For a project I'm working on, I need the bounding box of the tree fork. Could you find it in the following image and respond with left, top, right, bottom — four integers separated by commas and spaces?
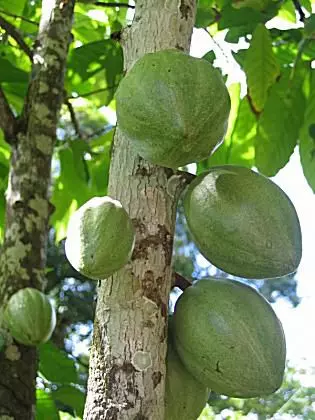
0, 1, 75, 418
84, 1, 197, 419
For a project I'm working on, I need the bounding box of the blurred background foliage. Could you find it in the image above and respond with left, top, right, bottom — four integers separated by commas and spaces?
1, 0, 315, 418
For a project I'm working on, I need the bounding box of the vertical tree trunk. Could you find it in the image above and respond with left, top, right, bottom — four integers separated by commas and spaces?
84, 1, 196, 419
0, 1, 74, 418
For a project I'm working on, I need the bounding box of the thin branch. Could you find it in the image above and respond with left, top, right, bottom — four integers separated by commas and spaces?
292, 0, 305, 22
0, 16, 33, 59
173, 272, 192, 291
0, 9, 39, 26
65, 98, 83, 138
203, 27, 231, 66
67, 85, 119, 100
0, 86, 17, 143
94, 2, 135, 8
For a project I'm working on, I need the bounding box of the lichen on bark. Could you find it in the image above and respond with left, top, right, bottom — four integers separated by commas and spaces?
84, 1, 197, 419
0, 1, 75, 418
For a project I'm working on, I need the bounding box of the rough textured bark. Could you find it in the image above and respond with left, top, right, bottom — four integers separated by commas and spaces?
84, 1, 196, 419
0, 1, 74, 418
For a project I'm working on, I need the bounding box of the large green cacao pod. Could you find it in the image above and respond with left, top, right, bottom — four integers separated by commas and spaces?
115, 49, 230, 169
4, 288, 56, 346
184, 165, 302, 279
165, 319, 209, 420
173, 278, 286, 398
65, 196, 135, 280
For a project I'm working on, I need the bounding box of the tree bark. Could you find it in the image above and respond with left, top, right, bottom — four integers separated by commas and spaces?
0, 1, 74, 418
84, 1, 196, 419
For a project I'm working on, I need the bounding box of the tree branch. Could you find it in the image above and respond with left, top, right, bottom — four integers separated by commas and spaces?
94, 2, 135, 8
0, 86, 17, 143
0, 15, 33, 59
0, 9, 39, 26
65, 98, 83, 138
173, 272, 192, 291
292, 0, 305, 22
67, 85, 118, 100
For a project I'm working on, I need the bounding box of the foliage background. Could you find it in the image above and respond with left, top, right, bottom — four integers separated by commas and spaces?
0, 0, 315, 418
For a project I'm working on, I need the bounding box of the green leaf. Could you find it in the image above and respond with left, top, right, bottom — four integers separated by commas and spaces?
36, 389, 59, 420
202, 50, 216, 64
68, 40, 123, 83
255, 68, 306, 176
304, 14, 315, 37
218, 3, 278, 30
52, 385, 85, 418
244, 24, 280, 112
0, 0, 26, 15
278, 0, 296, 23
195, 0, 216, 28
225, 96, 256, 166
198, 86, 256, 171
39, 342, 78, 384
299, 0, 312, 13
299, 71, 315, 193
0, 58, 29, 83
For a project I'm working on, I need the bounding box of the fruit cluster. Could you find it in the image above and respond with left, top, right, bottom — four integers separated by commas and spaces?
2, 49, 300, 417
114, 49, 302, 418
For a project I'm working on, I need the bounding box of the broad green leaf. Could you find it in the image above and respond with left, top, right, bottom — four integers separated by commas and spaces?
195, 0, 216, 28
52, 385, 85, 418
72, 12, 106, 43
244, 24, 280, 112
300, 0, 312, 13
36, 389, 59, 420
278, 0, 297, 23
304, 14, 315, 37
255, 68, 306, 176
218, 3, 278, 30
225, 96, 256, 165
202, 51, 216, 64
39, 342, 78, 384
231, 0, 272, 11
225, 25, 257, 43
0, 0, 26, 15
0, 58, 29, 83
299, 71, 315, 193
68, 40, 123, 84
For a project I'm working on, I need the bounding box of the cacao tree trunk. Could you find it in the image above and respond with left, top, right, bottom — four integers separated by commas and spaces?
0, 1, 74, 418
84, 1, 196, 419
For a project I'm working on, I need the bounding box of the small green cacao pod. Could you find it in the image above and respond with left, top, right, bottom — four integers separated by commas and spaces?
166, 318, 209, 420
173, 278, 286, 398
4, 288, 56, 347
65, 196, 135, 280
115, 49, 231, 169
184, 165, 302, 279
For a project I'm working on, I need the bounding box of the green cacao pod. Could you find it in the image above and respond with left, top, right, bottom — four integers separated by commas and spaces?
173, 278, 286, 398
115, 49, 230, 169
4, 288, 56, 346
65, 196, 135, 280
184, 165, 302, 279
165, 319, 209, 420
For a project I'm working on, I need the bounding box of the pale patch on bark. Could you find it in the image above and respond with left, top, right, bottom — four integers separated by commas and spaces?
35, 134, 54, 155
29, 197, 49, 219
5, 345, 21, 362
0, 1, 75, 417
132, 351, 152, 371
